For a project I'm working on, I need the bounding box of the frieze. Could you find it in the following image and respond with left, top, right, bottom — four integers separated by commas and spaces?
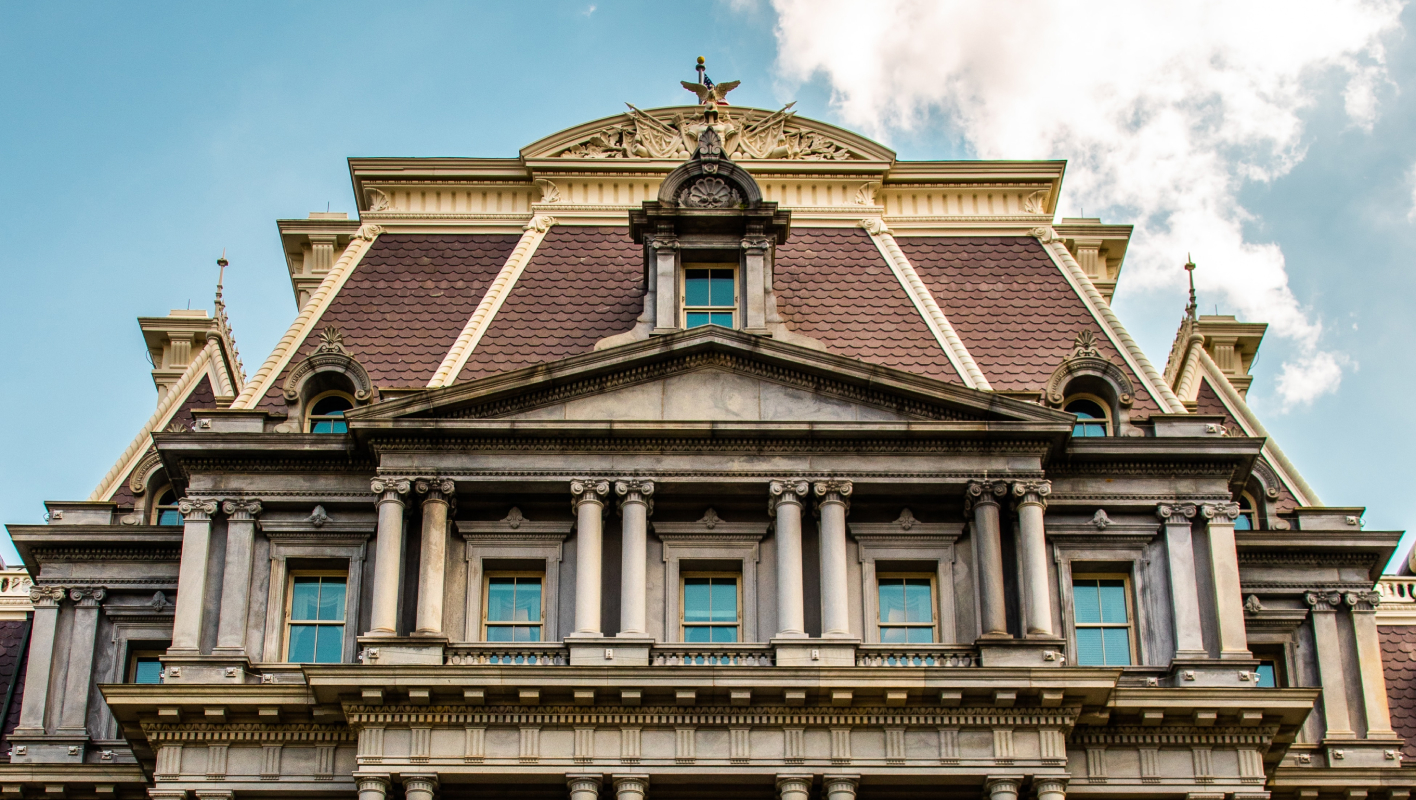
340, 705, 1080, 729
1237, 551, 1377, 568
31, 546, 182, 562
1048, 462, 1239, 478
175, 457, 378, 474
1071, 725, 1279, 747
142, 723, 355, 743
369, 438, 1056, 456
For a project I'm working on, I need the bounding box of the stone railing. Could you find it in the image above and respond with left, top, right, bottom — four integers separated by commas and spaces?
651, 644, 775, 667
0, 567, 32, 619
1376, 575, 1416, 624
855, 644, 977, 668
446, 643, 568, 666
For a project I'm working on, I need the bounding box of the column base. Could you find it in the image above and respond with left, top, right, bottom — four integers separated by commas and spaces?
356, 636, 446, 665
1321, 738, 1406, 768
158, 654, 252, 684
565, 635, 654, 666
772, 637, 859, 667
977, 637, 1066, 668
1168, 657, 1261, 687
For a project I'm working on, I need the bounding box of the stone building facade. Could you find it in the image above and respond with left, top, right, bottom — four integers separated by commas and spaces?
2, 95, 1412, 800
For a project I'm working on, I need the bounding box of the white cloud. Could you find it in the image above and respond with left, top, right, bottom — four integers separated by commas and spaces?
768, 0, 1402, 409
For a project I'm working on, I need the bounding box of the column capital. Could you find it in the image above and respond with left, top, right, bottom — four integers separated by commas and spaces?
1345, 590, 1382, 612
69, 587, 106, 606
355, 775, 391, 792
1032, 776, 1070, 795
647, 236, 679, 251
741, 236, 772, 252
29, 586, 66, 607
768, 479, 809, 515
370, 477, 411, 499
571, 479, 611, 510
983, 777, 1022, 798
221, 498, 262, 520
414, 477, 455, 500
177, 498, 219, 520
566, 774, 604, 793
813, 479, 853, 507
822, 775, 860, 788
1306, 589, 1345, 611
615, 479, 656, 514
775, 775, 814, 793
402, 775, 438, 794
1200, 501, 1241, 522
1010, 479, 1052, 507
612, 775, 650, 793
965, 479, 1009, 512
1156, 502, 1198, 525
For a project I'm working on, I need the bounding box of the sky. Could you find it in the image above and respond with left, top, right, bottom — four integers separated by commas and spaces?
2, 1, 1414, 568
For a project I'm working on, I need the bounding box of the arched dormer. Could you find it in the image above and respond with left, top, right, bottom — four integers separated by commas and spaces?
1045, 330, 1136, 436
278, 326, 372, 433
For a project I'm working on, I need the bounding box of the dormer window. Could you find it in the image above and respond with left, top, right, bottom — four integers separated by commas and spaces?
1065, 396, 1110, 437
307, 392, 353, 433
683, 266, 736, 328
1236, 494, 1256, 531
152, 487, 182, 526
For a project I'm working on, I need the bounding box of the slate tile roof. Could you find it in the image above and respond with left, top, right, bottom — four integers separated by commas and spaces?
895, 236, 1161, 413
774, 228, 959, 381
110, 375, 216, 509
259, 234, 521, 408
0, 618, 29, 753
458, 227, 644, 381
1380, 624, 1416, 759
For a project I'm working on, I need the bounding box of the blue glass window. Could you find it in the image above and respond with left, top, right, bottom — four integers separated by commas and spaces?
684, 268, 735, 328
132, 656, 163, 684
287, 575, 346, 663
1235, 495, 1256, 531
878, 577, 935, 643
153, 488, 183, 526
1065, 398, 1109, 437
1255, 660, 1277, 687
485, 576, 543, 642
309, 395, 353, 434
683, 576, 739, 642
1073, 577, 1132, 666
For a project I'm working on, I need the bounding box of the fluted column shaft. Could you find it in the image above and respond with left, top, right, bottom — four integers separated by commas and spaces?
171, 498, 219, 653
1348, 590, 1398, 738
1307, 590, 1354, 738
14, 587, 64, 735
415, 479, 454, 637
216, 499, 262, 655
367, 479, 410, 636
770, 480, 809, 638
1013, 481, 1054, 638
615, 480, 655, 637
572, 480, 610, 636
1201, 502, 1251, 659
1158, 503, 1206, 659
57, 587, 105, 736
815, 480, 854, 638
968, 481, 1010, 638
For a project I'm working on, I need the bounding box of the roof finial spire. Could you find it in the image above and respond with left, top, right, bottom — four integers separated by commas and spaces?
1183, 254, 1197, 321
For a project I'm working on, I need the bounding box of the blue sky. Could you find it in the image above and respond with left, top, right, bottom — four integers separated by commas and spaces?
2, 1, 1413, 567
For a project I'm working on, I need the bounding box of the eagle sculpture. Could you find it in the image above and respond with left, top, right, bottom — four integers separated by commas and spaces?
681, 79, 740, 105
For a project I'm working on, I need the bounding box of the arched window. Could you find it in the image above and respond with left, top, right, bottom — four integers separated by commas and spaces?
152, 487, 182, 526
1065, 395, 1111, 437
1235, 494, 1257, 531
307, 392, 354, 434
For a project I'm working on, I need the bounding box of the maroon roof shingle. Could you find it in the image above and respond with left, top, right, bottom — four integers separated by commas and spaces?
1380, 624, 1416, 759
0, 618, 30, 753
458, 227, 643, 381
896, 236, 1161, 413
774, 228, 959, 381
259, 234, 521, 408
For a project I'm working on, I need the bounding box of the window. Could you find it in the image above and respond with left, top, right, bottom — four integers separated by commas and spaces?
1072, 576, 1134, 666
307, 392, 353, 434
877, 575, 936, 643
152, 487, 182, 526
682, 574, 740, 642
1065, 396, 1110, 437
483, 574, 543, 642
1255, 660, 1277, 687
683, 266, 736, 329
127, 649, 165, 684
1235, 494, 1257, 531
285, 573, 346, 663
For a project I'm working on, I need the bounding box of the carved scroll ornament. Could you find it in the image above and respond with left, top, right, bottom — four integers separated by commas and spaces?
282, 326, 373, 403
1043, 330, 1135, 409
555, 103, 860, 161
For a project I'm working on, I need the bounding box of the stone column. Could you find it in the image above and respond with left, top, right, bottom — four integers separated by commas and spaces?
403, 775, 437, 800
215, 499, 261, 656
1200, 502, 1251, 659
1012, 480, 1054, 638
770, 480, 809, 638
1158, 503, 1206, 659
613, 775, 649, 800
776, 775, 812, 800
414, 479, 454, 637
823, 775, 858, 800
814, 479, 854, 638
615, 479, 655, 637
367, 478, 410, 637
56, 587, 105, 737
171, 498, 220, 654
1347, 590, 1398, 739
567, 774, 602, 800
1306, 590, 1355, 738
984, 777, 1021, 800
13, 586, 65, 736
571, 480, 610, 636
1034, 776, 1068, 800
967, 480, 1010, 638
357, 775, 390, 800
742, 236, 770, 333
651, 238, 679, 332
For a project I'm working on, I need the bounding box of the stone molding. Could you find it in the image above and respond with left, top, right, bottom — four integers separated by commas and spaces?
340, 705, 1080, 728
414, 478, 456, 501
29, 586, 66, 607
1042, 330, 1137, 410
141, 724, 355, 743
1305, 590, 1345, 612
1071, 725, 1280, 746
367, 436, 1055, 456
281, 326, 374, 403
458, 508, 572, 540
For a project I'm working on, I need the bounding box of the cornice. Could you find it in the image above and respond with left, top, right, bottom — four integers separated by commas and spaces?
141, 723, 354, 743
1071, 725, 1279, 746
368, 434, 1057, 456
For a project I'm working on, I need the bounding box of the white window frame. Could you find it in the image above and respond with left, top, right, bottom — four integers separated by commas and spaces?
458, 512, 571, 643
283, 570, 349, 664
258, 518, 369, 665
481, 570, 547, 642
305, 389, 356, 433
1063, 392, 1112, 437
681, 262, 739, 330
875, 572, 939, 644
1070, 572, 1137, 667
850, 514, 961, 644
680, 571, 744, 643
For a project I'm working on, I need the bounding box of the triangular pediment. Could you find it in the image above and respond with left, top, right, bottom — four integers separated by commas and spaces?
350, 327, 1073, 427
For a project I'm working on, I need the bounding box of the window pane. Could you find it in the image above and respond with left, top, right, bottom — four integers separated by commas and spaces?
1075, 627, 1104, 666
709, 270, 734, 306
880, 626, 907, 644
157, 509, 183, 526
685, 270, 711, 306
1256, 662, 1276, 687
487, 577, 516, 622
709, 579, 738, 622
1102, 627, 1132, 666
291, 577, 320, 621
516, 579, 542, 623
134, 658, 162, 684
1098, 580, 1128, 624
708, 312, 734, 327
486, 625, 513, 642
904, 579, 933, 624
684, 578, 711, 622
287, 624, 317, 662
1235, 513, 1254, 531
1075, 422, 1107, 437
513, 625, 541, 643
683, 626, 711, 643
686, 312, 711, 329
879, 579, 906, 624
314, 625, 344, 663
317, 578, 346, 621
1073, 580, 1102, 624
906, 626, 934, 644
331, 420, 348, 434
1065, 399, 1105, 419
711, 625, 739, 643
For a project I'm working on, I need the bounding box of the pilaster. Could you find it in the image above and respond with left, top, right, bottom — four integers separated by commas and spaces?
214, 498, 262, 664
